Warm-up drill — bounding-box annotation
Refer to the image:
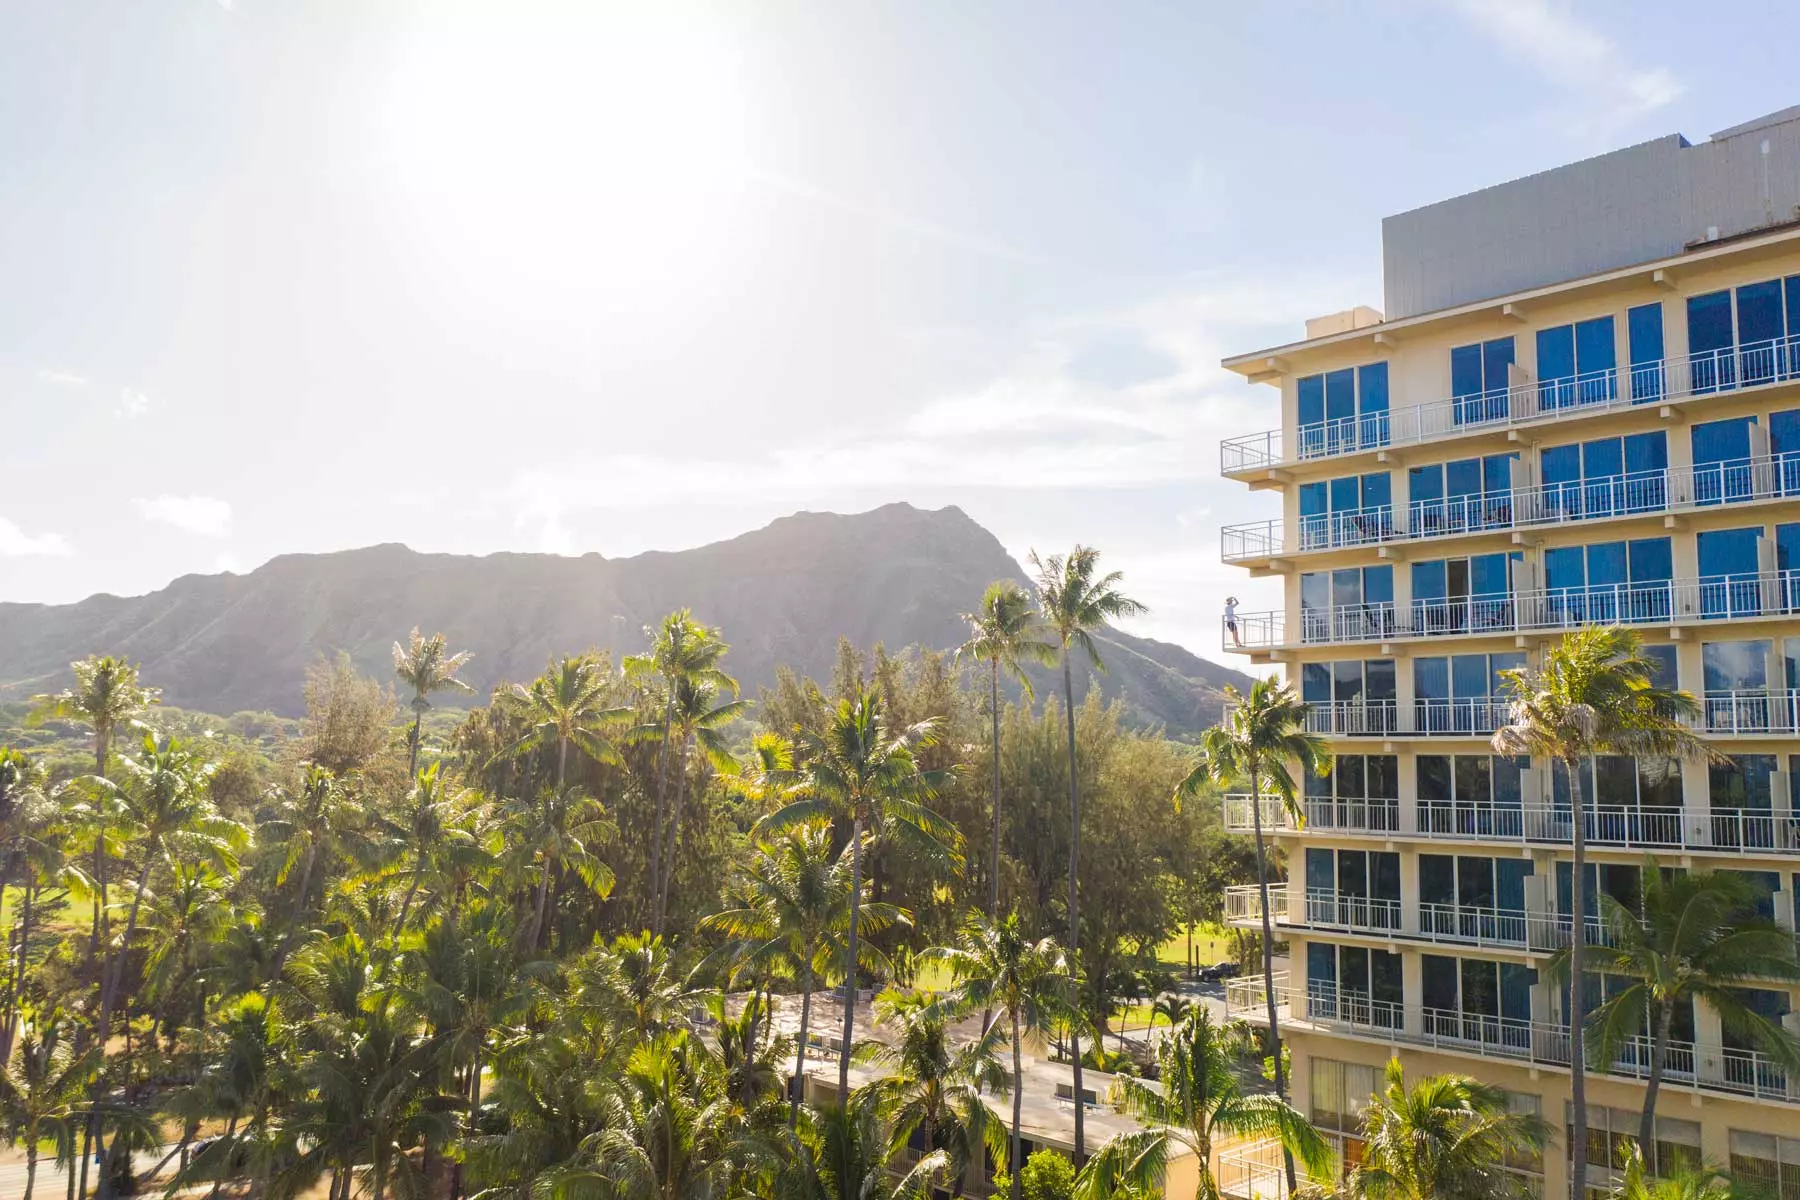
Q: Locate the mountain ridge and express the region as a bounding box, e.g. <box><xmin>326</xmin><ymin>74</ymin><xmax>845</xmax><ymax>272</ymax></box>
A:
<box><xmin>0</xmin><ymin>503</ymin><xmax>1251</xmax><ymax>734</ymax></box>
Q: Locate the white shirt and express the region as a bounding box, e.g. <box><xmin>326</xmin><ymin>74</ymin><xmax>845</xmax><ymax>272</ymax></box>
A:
<box><xmin>1223</xmin><ymin>599</ymin><xmax>1238</xmax><ymax>621</ymax></box>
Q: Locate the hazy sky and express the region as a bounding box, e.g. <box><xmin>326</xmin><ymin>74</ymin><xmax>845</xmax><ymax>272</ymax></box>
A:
<box><xmin>3</xmin><ymin>1</ymin><xmax>1796</xmax><ymax>659</ymax></box>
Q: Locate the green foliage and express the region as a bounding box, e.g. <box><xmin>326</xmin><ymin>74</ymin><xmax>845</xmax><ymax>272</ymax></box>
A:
<box><xmin>993</xmin><ymin>1148</ymin><xmax>1077</xmax><ymax>1200</ymax></box>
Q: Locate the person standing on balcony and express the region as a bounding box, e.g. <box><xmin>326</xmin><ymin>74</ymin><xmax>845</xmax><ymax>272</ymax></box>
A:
<box><xmin>1223</xmin><ymin>595</ymin><xmax>1241</xmax><ymax>646</ymax></box>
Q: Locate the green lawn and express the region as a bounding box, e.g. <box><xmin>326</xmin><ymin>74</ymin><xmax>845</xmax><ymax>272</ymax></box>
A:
<box><xmin>1155</xmin><ymin>922</ymin><xmax>1234</xmax><ymax>968</ymax></box>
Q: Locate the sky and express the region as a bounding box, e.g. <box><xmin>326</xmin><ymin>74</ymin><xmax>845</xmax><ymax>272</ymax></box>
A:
<box><xmin>3</xmin><ymin>0</ymin><xmax>1798</xmax><ymax>663</ymax></box>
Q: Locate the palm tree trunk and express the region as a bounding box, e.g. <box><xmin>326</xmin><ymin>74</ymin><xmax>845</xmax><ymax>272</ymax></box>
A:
<box><xmin>395</xmin><ymin>850</ymin><xmax>425</xmax><ymax>937</ymax></box>
<box><xmin>2</xmin><ymin>872</ymin><xmax>32</xmax><ymax>1068</ymax></box>
<box><xmin>1010</xmin><ymin>1006</ymin><xmax>1024</xmax><ymax>1200</ymax></box>
<box><xmin>838</xmin><ymin>817</ymin><xmax>863</xmax><ymax>1105</ymax></box>
<box><xmin>650</xmin><ymin>695</ymin><xmax>675</xmax><ymax>935</ymax></box>
<box><xmin>658</xmin><ymin>733</ymin><xmax>691</xmax><ymax>933</ymax></box>
<box><xmin>1249</xmin><ymin>769</ymin><xmax>1296</xmax><ymax>1194</ymax></box>
<box><xmin>1568</xmin><ymin>754</ymin><xmax>1590</xmax><ymax>1200</ymax></box>
<box><xmin>1638</xmin><ymin>999</ymin><xmax>1674</xmax><ymax>1173</ymax></box>
<box><xmin>792</xmin><ymin>966</ymin><xmax>813</xmax><ymax>1126</ymax></box>
<box><xmin>23</xmin><ymin>1141</ymin><xmax>36</xmax><ymax>1200</ymax></box>
<box><xmin>989</xmin><ymin>659</ymin><xmax>1004</xmax><ymax>921</ymax></box>
<box><xmin>1059</xmin><ymin>651</ymin><xmax>1085</xmax><ymax>1160</ymax></box>
<box><xmin>275</xmin><ymin>843</ymin><xmax>318</xmax><ymax>968</ymax></box>
<box><xmin>408</xmin><ymin>710</ymin><xmax>423</xmax><ymax>779</ymax></box>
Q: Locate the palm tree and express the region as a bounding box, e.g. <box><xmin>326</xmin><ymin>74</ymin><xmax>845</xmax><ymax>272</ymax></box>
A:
<box><xmin>700</xmin><ymin>823</ymin><xmax>906</xmax><ymax>1124</ymax></box>
<box><xmin>26</xmin><ymin>655</ymin><xmax>157</xmax><ymax>777</ymax></box>
<box><xmin>265</xmin><ymin>764</ymin><xmax>366</xmax><ymax>966</ymax></box>
<box><xmin>626</xmin><ymin>611</ymin><xmax>738</xmax><ymax>936</ymax></box>
<box><xmin>1151</xmin><ymin>994</ymin><xmax>1193</xmax><ymax>1032</ymax></box>
<box><xmin>502</xmin><ymin>654</ymin><xmax>629</xmax><ymax>791</ymax></box>
<box><xmin>955</xmin><ymin>581</ymin><xmax>1056</xmax><ymax>922</ymax></box>
<box><xmin>1609</xmin><ymin>1148</ymin><xmax>1754</xmax><ymax>1200</ymax></box>
<box><xmin>0</xmin><ymin>1010</ymin><xmax>97</xmax><ymax>1200</ymax></box>
<box><xmin>1348</xmin><ymin>1058</ymin><xmax>1550</xmax><ymax>1200</ymax></box>
<box><xmin>1175</xmin><ymin>674</ymin><xmax>1328</xmax><ymax>1191</ymax></box>
<box><xmin>392</xmin><ymin>628</ymin><xmax>474</xmax><ymax>778</ymax></box>
<box><xmin>759</xmin><ymin>686</ymin><xmax>963</xmax><ymax>1105</ymax></box>
<box><xmin>653</xmin><ymin>675</ymin><xmax>748</xmax><ymax>931</ymax></box>
<box><xmin>500</xmin><ymin>655</ymin><xmax>628</xmax><ymax>944</ymax></box>
<box><xmin>860</xmin><ymin>989</ymin><xmax>1006</xmax><ymax>1185</ymax></box>
<box><xmin>1491</xmin><ymin>625</ymin><xmax>1710</xmax><ymax>1199</ymax></box>
<box><xmin>0</xmin><ymin>751</ymin><xmax>61</xmax><ymax>1067</ymax></box>
<box><xmin>1076</xmin><ymin>1006</ymin><xmax>1328</xmax><ymax>1200</ymax></box>
<box><xmin>921</xmin><ymin>911</ymin><xmax>1067</xmax><ymax>1200</ymax></box>
<box><xmin>1029</xmin><ymin>545</ymin><xmax>1144</xmax><ymax>1158</ymax></box>
<box><xmin>387</xmin><ymin>761</ymin><xmax>478</xmax><ymax>937</ymax></box>
<box><xmin>773</xmin><ymin>1092</ymin><xmax>953</xmax><ymax>1200</ymax></box>
<box><xmin>1577</xmin><ymin>864</ymin><xmax>1800</xmax><ymax>1162</ymax></box>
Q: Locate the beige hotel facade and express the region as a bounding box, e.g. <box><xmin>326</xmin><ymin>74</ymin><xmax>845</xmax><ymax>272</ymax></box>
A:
<box><xmin>1216</xmin><ymin>106</ymin><xmax>1800</xmax><ymax>1199</ymax></box>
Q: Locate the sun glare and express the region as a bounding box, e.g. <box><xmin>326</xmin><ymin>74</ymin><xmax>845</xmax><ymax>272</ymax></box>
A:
<box><xmin>376</xmin><ymin>13</ymin><xmax>760</xmax><ymax>319</ymax></box>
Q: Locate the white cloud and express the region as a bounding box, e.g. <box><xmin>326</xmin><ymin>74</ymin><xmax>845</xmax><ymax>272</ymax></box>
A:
<box><xmin>1451</xmin><ymin>0</ymin><xmax>1682</xmax><ymax>133</ymax></box>
<box><xmin>35</xmin><ymin>368</ymin><xmax>87</xmax><ymax>387</ymax></box>
<box><xmin>0</xmin><ymin>518</ymin><xmax>72</xmax><ymax>557</ymax></box>
<box><xmin>134</xmin><ymin>495</ymin><xmax>232</xmax><ymax>537</ymax></box>
<box><xmin>491</xmin><ymin>271</ymin><xmax>1331</xmax><ymax>554</ymax></box>
<box><xmin>116</xmin><ymin>388</ymin><xmax>161</xmax><ymax>419</ymax></box>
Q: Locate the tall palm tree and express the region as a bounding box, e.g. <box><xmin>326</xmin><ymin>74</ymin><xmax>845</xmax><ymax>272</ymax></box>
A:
<box><xmin>392</xmin><ymin>628</ymin><xmax>474</xmax><ymax>778</ymax></box>
<box><xmin>387</xmin><ymin>761</ymin><xmax>478</xmax><ymax>937</ymax></box>
<box><xmin>1175</xmin><ymin>674</ymin><xmax>1328</xmax><ymax>1192</ymax></box>
<box><xmin>0</xmin><ymin>1010</ymin><xmax>97</xmax><ymax>1200</ymax></box>
<box><xmin>955</xmin><ymin>581</ymin><xmax>1056</xmax><ymax>921</ymax></box>
<box><xmin>1348</xmin><ymin>1058</ymin><xmax>1550</xmax><ymax>1200</ymax></box>
<box><xmin>626</xmin><ymin>611</ymin><xmax>738</xmax><ymax>936</ymax></box>
<box><xmin>1577</xmin><ymin>864</ymin><xmax>1800</xmax><ymax>1161</ymax></box>
<box><xmin>1492</xmin><ymin>625</ymin><xmax>1710</xmax><ymax>1200</ymax></box>
<box><xmin>266</xmin><ymin>764</ymin><xmax>366</xmax><ymax>966</ymax></box>
<box><xmin>653</xmin><ymin>676</ymin><xmax>748</xmax><ymax>931</ymax></box>
<box><xmin>0</xmin><ymin>751</ymin><xmax>61</xmax><ymax>1067</ymax></box>
<box><xmin>1074</xmin><ymin>1007</ymin><xmax>1329</xmax><ymax>1200</ymax></box>
<box><xmin>772</xmin><ymin>1092</ymin><xmax>953</xmax><ymax>1200</ymax></box>
<box><xmin>922</xmin><ymin>911</ymin><xmax>1067</xmax><ymax>1200</ymax></box>
<box><xmin>26</xmin><ymin>655</ymin><xmax>158</xmax><ymax>777</ymax></box>
<box><xmin>1029</xmin><ymin>544</ymin><xmax>1145</xmax><ymax>1159</ymax></box>
<box><xmin>860</xmin><ymin>989</ymin><xmax>1006</xmax><ymax>1185</ymax></box>
<box><xmin>759</xmin><ymin>686</ymin><xmax>963</xmax><ymax>1105</ymax></box>
<box><xmin>499</xmin><ymin>655</ymin><xmax>627</xmax><ymax>946</ymax></box>
<box><xmin>92</xmin><ymin>734</ymin><xmax>247</xmax><ymax>1191</ymax></box>
<box><xmin>1151</xmin><ymin>994</ymin><xmax>1194</xmax><ymax>1032</ymax></box>
<box><xmin>700</xmin><ymin>824</ymin><xmax>906</xmax><ymax>1124</ymax></box>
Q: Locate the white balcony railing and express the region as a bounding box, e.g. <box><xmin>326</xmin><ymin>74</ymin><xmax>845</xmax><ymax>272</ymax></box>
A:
<box><xmin>1224</xmin><ymin>571</ymin><xmax>1800</xmax><ymax>652</ymax></box>
<box><xmin>1227</xmin><ymin>978</ymin><xmax>1800</xmax><ymax>1105</ymax></box>
<box><xmin>1417</xmin><ymin>901</ymin><xmax>1529</xmax><ymax>948</ymax></box>
<box><xmin>1221</xmin><ymin>794</ymin><xmax>1402</xmax><ymax>836</ymax></box>
<box><xmin>1222</xmin><ymin>456</ymin><xmax>1800</xmax><ymax>564</ymax></box>
<box><xmin>1224</xmin><ymin>883</ymin><xmax>1288</xmax><ymax>924</ymax></box>
<box><xmin>1219</xmin><ymin>339</ymin><xmax>1800</xmax><ymax>475</ymax></box>
<box><xmin>1293</xmin><ymin>698</ymin><xmax>1503</xmax><ymax>738</ymax></box>
<box><xmin>1304</xmin><ymin>889</ymin><xmax>1403</xmax><ymax>934</ymax></box>
<box><xmin>1704</xmin><ymin>688</ymin><xmax>1800</xmax><ymax>734</ymax></box>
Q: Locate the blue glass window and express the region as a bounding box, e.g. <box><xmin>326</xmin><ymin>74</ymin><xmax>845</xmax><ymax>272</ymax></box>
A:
<box><xmin>1737</xmin><ymin>280</ymin><xmax>1785</xmax><ymax>386</ymax></box>
<box><xmin>1413</xmin><ymin>560</ymin><xmax>1446</xmax><ymax>603</ymax></box>
<box><xmin>1298</xmin><ymin>374</ymin><xmax>1324</xmax><ymax>429</ymax></box>
<box><xmin>1307</xmin><ymin>942</ymin><xmax>1336</xmax><ymax>986</ymax></box>
<box><xmin>1698</xmin><ymin>526</ymin><xmax>1766</xmax><ymax>619</ymax></box>
<box><xmin>1630</xmin><ymin>536</ymin><xmax>1673</xmax><ymax>621</ymax></box>
<box><xmin>1297</xmin><ymin>361</ymin><xmax>1393</xmax><ymax>457</ymax></box>
<box><xmin>1689</xmin><ymin>290</ymin><xmax>1735</xmax><ymax>393</ymax></box>
<box><xmin>1628</xmin><ymin>302</ymin><xmax>1664</xmax><ymax>402</ymax></box>
<box><xmin>1773</xmin><ymin>410</ymin><xmax>1800</xmax><ymax>496</ymax></box>
<box><xmin>1537</xmin><ymin>317</ymin><xmax>1615</xmax><ymax>408</ymax></box>
<box><xmin>1470</xmin><ymin>553</ymin><xmax>1510</xmax><ymax>597</ymax></box>
<box><xmin>1451</xmin><ymin>338</ymin><xmax>1514</xmax><ymax>425</ymax></box>
<box><xmin>1703</xmin><ymin>640</ymin><xmax>1770</xmax><ymax>692</ymax></box>
<box><xmin>1363</xmin><ymin>564</ymin><xmax>1394</xmax><ymax>605</ymax></box>
<box><xmin>1778</xmin><ymin>522</ymin><xmax>1800</xmax><ymax>573</ymax></box>
<box><xmin>1541</xmin><ymin>444</ymin><xmax>1580</xmax><ymax>487</ymax></box>
<box><xmin>1545</xmin><ymin>546</ymin><xmax>1585</xmax><ymax>592</ymax></box>
<box><xmin>1360</xmin><ymin>472</ymin><xmax>1391</xmax><ymax>512</ymax></box>
<box><xmin>1415</xmin><ymin>657</ymin><xmax>1449</xmax><ymax>701</ymax></box>
<box><xmin>1692</xmin><ymin>416</ymin><xmax>1757</xmax><ymax>505</ymax></box>
<box><xmin>1302</xmin><ymin>662</ymin><xmax>1331</xmax><ymax>705</ymax></box>
<box><xmin>1536</xmin><ymin>324</ymin><xmax>1575</xmax><ymax>409</ymax></box>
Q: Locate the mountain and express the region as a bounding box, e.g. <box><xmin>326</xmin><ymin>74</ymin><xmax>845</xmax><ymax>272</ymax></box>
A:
<box><xmin>0</xmin><ymin>504</ymin><xmax>1252</xmax><ymax>735</ymax></box>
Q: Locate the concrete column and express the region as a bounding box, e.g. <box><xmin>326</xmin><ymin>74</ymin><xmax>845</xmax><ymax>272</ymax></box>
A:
<box><xmin>1394</xmin><ymin>652</ymin><xmax>1416</xmax><ymax>735</ymax></box>
<box><xmin>1399</xmin><ymin>853</ymin><xmax>1421</xmax><ymax>936</ymax></box>
<box><xmin>1695</xmin><ymin>997</ymin><xmax>1725</xmax><ymax>1090</ymax></box>
<box><xmin>1398</xmin><ymin>751</ymin><xmax>1419</xmax><ymax>836</ymax></box>
<box><xmin>1401</xmin><ymin>950</ymin><xmax>1424</xmax><ymax>1038</ymax></box>
<box><xmin>1682</xmin><ymin>757</ymin><xmax>1714</xmax><ymax>848</ymax></box>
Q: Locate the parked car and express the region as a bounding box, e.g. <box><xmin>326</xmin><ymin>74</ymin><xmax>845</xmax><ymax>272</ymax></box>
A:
<box><xmin>1210</xmin><ymin>960</ymin><xmax>1242</xmax><ymax>981</ymax></box>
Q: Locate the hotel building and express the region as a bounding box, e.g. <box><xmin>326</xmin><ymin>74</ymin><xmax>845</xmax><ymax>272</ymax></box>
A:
<box><xmin>1217</xmin><ymin>107</ymin><xmax>1800</xmax><ymax>1198</ymax></box>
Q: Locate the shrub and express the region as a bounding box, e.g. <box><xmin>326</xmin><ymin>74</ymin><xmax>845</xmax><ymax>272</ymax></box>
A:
<box><xmin>992</xmin><ymin>1149</ymin><xmax>1076</xmax><ymax>1200</ymax></box>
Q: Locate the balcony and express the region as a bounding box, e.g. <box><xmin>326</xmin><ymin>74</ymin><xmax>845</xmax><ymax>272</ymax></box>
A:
<box><xmin>1703</xmin><ymin>688</ymin><xmax>1800</xmax><ymax>735</ymax></box>
<box><xmin>1304</xmin><ymin>889</ymin><xmax>1403</xmax><ymax>934</ymax></box>
<box><xmin>1220</xmin><ymin>455</ymin><xmax>1800</xmax><ymax>567</ymax></box>
<box><xmin>1224</xmin><ymin>572</ymin><xmax>1800</xmax><ymax>653</ymax></box>
<box><xmin>1221</xmin><ymin>793</ymin><xmax>1400</xmax><ymax>837</ymax></box>
<box><xmin>1230</xmin><ymin>974</ymin><xmax>1799</xmax><ymax>1105</ymax></box>
<box><xmin>1224</xmin><ymin>883</ymin><xmax>1287</xmax><ymax>924</ymax></box>
<box><xmin>1293</xmin><ymin>698</ymin><xmax>1505</xmax><ymax>738</ymax></box>
<box><xmin>1219</xmin><ymin>340</ymin><xmax>1800</xmax><ymax>477</ymax></box>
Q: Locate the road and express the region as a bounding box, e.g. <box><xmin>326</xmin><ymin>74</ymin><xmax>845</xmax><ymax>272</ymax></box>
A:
<box><xmin>0</xmin><ymin>1145</ymin><xmax>175</xmax><ymax>1200</ymax></box>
